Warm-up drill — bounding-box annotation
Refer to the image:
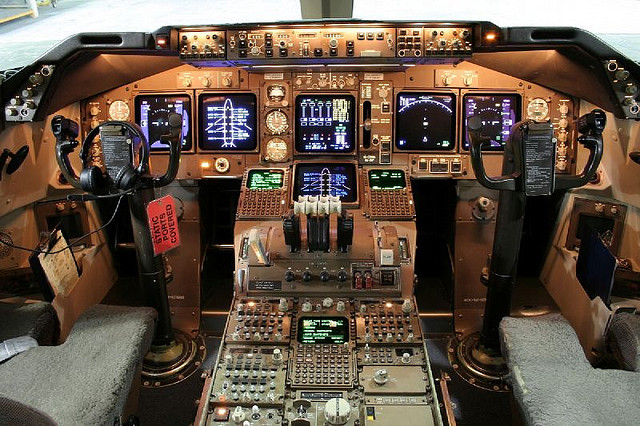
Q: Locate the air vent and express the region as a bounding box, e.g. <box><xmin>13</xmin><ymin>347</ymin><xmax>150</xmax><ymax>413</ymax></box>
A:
<box><xmin>0</xmin><ymin>231</ymin><xmax>13</xmax><ymax>260</ymax></box>
<box><xmin>79</xmin><ymin>35</ymin><xmax>123</xmax><ymax>45</ymax></box>
<box><xmin>530</xmin><ymin>29</ymin><xmax>577</xmax><ymax>41</ymax></box>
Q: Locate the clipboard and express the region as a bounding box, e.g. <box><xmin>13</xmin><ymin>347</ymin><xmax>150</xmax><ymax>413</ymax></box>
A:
<box><xmin>29</xmin><ymin>228</ymin><xmax>80</xmax><ymax>301</ymax></box>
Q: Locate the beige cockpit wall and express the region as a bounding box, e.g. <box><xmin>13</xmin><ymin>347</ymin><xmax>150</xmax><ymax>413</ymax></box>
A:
<box><xmin>541</xmin><ymin>103</ymin><xmax>640</xmax><ymax>360</ymax></box>
<box><xmin>0</xmin><ymin>103</ymin><xmax>118</xmax><ymax>338</ymax></box>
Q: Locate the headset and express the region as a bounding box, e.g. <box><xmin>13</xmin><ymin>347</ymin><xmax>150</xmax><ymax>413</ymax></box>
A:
<box><xmin>52</xmin><ymin>114</ymin><xmax>181</xmax><ymax>201</ymax></box>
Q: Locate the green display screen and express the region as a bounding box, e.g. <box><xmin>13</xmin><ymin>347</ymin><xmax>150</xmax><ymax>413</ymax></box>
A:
<box><xmin>247</xmin><ymin>169</ymin><xmax>284</xmax><ymax>190</ymax></box>
<box><xmin>298</xmin><ymin>316</ymin><xmax>349</xmax><ymax>344</ymax></box>
<box><xmin>368</xmin><ymin>169</ymin><xmax>406</xmax><ymax>190</ymax></box>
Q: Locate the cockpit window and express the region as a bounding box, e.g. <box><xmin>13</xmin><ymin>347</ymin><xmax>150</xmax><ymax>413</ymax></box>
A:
<box><xmin>0</xmin><ymin>0</ymin><xmax>639</xmax><ymax>70</ymax></box>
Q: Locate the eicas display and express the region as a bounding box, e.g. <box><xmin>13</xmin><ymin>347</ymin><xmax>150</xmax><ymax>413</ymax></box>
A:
<box><xmin>295</xmin><ymin>95</ymin><xmax>355</xmax><ymax>153</ymax></box>
<box><xmin>135</xmin><ymin>95</ymin><xmax>192</xmax><ymax>151</ymax></box>
<box><xmin>462</xmin><ymin>94</ymin><xmax>521</xmax><ymax>151</ymax></box>
<box><xmin>293</xmin><ymin>163</ymin><xmax>357</xmax><ymax>203</ymax></box>
<box><xmin>396</xmin><ymin>93</ymin><xmax>456</xmax><ymax>150</ymax></box>
<box><xmin>199</xmin><ymin>93</ymin><xmax>257</xmax><ymax>150</ymax></box>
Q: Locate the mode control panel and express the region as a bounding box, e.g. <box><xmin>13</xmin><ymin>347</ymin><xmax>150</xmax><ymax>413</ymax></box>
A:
<box><xmin>227</xmin><ymin>27</ymin><xmax>395</xmax><ymax>60</ymax></box>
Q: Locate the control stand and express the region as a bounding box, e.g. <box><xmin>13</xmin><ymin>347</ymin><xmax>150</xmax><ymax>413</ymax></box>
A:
<box><xmin>53</xmin><ymin>113</ymin><xmax>204</xmax><ymax>386</ymax></box>
<box><xmin>451</xmin><ymin>110</ymin><xmax>605</xmax><ymax>389</ymax></box>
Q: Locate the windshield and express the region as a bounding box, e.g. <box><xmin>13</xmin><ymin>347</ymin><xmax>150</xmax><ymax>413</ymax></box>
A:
<box><xmin>0</xmin><ymin>0</ymin><xmax>639</xmax><ymax>70</ymax></box>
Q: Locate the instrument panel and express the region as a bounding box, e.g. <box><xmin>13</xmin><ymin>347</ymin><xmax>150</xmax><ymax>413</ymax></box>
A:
<box><xmin>82</xmin><ymin>62</ymin><xmax>577</xmax><ymax>181</ymax></box>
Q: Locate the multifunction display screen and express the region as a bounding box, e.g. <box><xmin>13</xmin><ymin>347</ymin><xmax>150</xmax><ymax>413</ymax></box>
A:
<box><xmin>462</xmin><ymin>94</ymin><xmax>521</xmax><ymax>151</ymax></box>
<box><xmin>368</xmin><ymin>169</ymin><xmax>406</xmax><ymax>190</ymax></box>
<box><xmin>295</xmin><ymin>95</ymin><xmax>356</xmax><ymax>153</ymax></box>
<box><xmin>199</xmin><ymin>93</ymin><xmax>257</xmax><ymax>151</ymax></box>
<box><xmin>135</xmin><ymin>95</ymin><xmax>192</xmax><ymax>151</ymax></box>
<box><xmin>293</xmin><ymin>163</ymin><xmax>357</xmax><ymax>203</ymax></box>
<box><xmin>246</xmin><ymin>169</ymin><xmax>284</xmax><ymax>190</ymax></box>
<box><xmin>298</xmin><ymin>317</ymin><xmax>349</xmax><ymax>344</ymax></box>
<box><xmin>395</xmin><ymin>93</ymin><xmax>456</xmax><ymax>151</ymax></box>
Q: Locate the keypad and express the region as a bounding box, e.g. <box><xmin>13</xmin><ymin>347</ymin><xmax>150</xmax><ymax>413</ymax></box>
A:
<box><xmin>291</xmin><ymin>344</ymin><xmax>353</xmax><ymax>387</ymax></box>
<box><xmin>368</xmin><ymin>189</ymin><xmax>414</xmax><ymax>218</ymax></box>
<box><xmin>237</xmin><ymin>189</ymin><xmax>283</xmax><ymax>217</ymax></box>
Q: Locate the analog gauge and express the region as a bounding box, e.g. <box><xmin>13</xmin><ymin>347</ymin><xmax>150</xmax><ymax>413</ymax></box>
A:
<box><xmin>108</xmin><ymin>100</ymin><xmax>130</xmax><ymax>121</ymax></box>
<box><xmin>526</xmin><ymin>98</ymin><xmax>549</xmax><ymax>122</ymax></box>
<box><xmin>267</xmin><ymin>84</ymin><xmax>286</xmax><ymax>102</ymax></box>
<box><xmin>265</xmin><ymin>138</ymin><xmax>288</xmax><ymax>162</ymax></box>
<box><xmin>265</xmin><ymin>110</ymin><xmax>289</xmax><ymax>134</ymax></box>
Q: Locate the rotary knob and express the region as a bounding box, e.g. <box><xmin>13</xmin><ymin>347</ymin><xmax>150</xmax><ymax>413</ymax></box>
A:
<box><xmin>336</xmin><ymin>301</ymin><xmax>346</xmax><ymax>312</ymax></box>
<box><xmin>320</xmin><ymin>271</ymin><xmax>330</xmax><ymax>282</ymax></box>
<box><xmin>278</xmin><ymin>298</ymin><xmax>288</xmax><ymax>312</ymax></box>
<box><xmin>402</xmin><ymin>299</ymin><xmax>413</xmax><ymax>314</ymax></box>
<box><xmin>337</xmin><ymin>270</ymin><xmax>348</xmax><ymax>282</ymax></box>
<box><xmin>324</xmin><ymin>398</ymin><xmax>351</xmax><ymax>425</ymax></box>
<box><xmin>373</xmin><ymin>368</ymin><xmax>389</xmax><ymax>385</ymax></box>
<box><xmin>231</xmin><ymin>406</ymin><xmax>246</xmax><ymax>423</ymax></box>
<box><xmin>302</xmin><ymin>301</ymin><xmax>313</xmax><ymax>312</ymax></box>
<box><xmin>302</xmin><ymin>270</ymin><xmax>312</xmax><ymax>282</ymax></box>
<box><xmin>272</xmin><ymin>348</ymin><xmax>283</xmax><ymax>364</ymax></box>
<box><xmin>284</xmin><ymin>270</ymin><xmax>295</xmax><ymax>282</ymax></box>
<box><xmin>323</xmin><ymin>297</ymin><xmax>333</xmax><ymax>308</ymax></box>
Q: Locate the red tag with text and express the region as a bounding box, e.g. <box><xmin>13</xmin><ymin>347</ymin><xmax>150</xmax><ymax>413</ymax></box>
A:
<box><xmin>147</xmin><ymin>195</ymin><xmax>181</xmax><ymax>255</ymax></box>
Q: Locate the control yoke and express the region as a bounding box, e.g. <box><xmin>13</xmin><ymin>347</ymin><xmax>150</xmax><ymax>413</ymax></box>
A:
<box><xmin>51</xmin><ymin>115</ymin><xmax>183</xmax><ymax>348</ymax></box>
<box><xmin>467</xmin><ymin>109</ymin><xmax>605</xmax><ymax>352</ymax></box>
<box><xmin>52</xmin><ymin>114</ymin><xmax>182</xmax><ymax>194</ymax></box>
<box><xmin>468</xmin><ymin>109</ymin><xmax>605</xmax><ymax>194</ymax></box>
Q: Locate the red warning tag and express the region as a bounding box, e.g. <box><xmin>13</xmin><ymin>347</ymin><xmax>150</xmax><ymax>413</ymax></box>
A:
<box><xmin>147</xmin><ymin>195</ymin><xmax>181</xmax><ymax>256</ymax></box>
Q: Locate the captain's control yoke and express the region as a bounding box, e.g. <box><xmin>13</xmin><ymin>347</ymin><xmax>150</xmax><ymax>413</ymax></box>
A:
<box><xmin>468</xmin><ymin>109</ymin><xmax>605</xmax><ymax>353</ymax></box>
<box><xmin>52</xmin><ymin>114</ymin><xmax>187</xmax><ymax>370</ymax></box>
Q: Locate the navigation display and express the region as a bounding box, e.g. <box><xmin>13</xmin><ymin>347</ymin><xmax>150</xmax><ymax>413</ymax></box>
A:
<box><xmin>199</xmin><ymin>93</ymin><xmax>257</xmax><ymax>151</ymax></box>
<box><xmin>135</xmin><ymin>95</ymin><xmax>192</xmax><ymax>151</ymax></box>
<box><xmin>395</xmin><ymin>93</ymin><xmax>456</xmax><ymax>151</ymax></box>
<box><xmin>293</xmin><ymin>163</ymin><xmax>357</xmax><ymax>203</ymax></box>
<box><xmin>295</xmin><ymin>95</ymin><xmax>356</xmax><ymax>153</ymax></box>
<box><xmin>462</xmin><ymin>94</ymin><xmax>521</xmax><ymax>151</ymax></box>
<box><xmin>298</xmin><ymin>317</ymin><xmax>349</xmax><ymax>344</ymax></box>
<box><xmin>368</xmin><ymin>169</ymin><xmax>406</xmax><ymax>189</ymax></box>
<box><xmin>247</xmin><ymin>169</ymin><xmax>284</xmax><ymax>190</ymax></box>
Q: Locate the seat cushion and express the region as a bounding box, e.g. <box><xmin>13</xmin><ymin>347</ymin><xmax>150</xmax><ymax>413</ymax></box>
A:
<box><xmin>0</xmin><ymin>301</ymin><xmax>59</xmax><ymax>345</ymax></box>
<box><xmin>500</xmin><ymin>314</ymin><xmax>640</xmax><ymax>426</ymax></box>
<box><xmin>0</xmin><ymin>396</ymin><xmax>56</xmax><ymax>426</ymax></box>
<box><xmin>0</xmin><ymin>304</ymin><xmax>156</xmax><ymax>426</ymax></box>
<box><xmin>607</xmin><ymin>312</ymin><xmax>640</xmax><ymax>372</ymax></box>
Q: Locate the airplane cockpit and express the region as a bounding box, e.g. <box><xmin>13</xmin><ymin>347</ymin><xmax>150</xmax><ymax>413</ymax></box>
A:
<box><xmin>0</xmin><ymin>2</ymin><xmax>639</xmax><ymax>425</ymax></box>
